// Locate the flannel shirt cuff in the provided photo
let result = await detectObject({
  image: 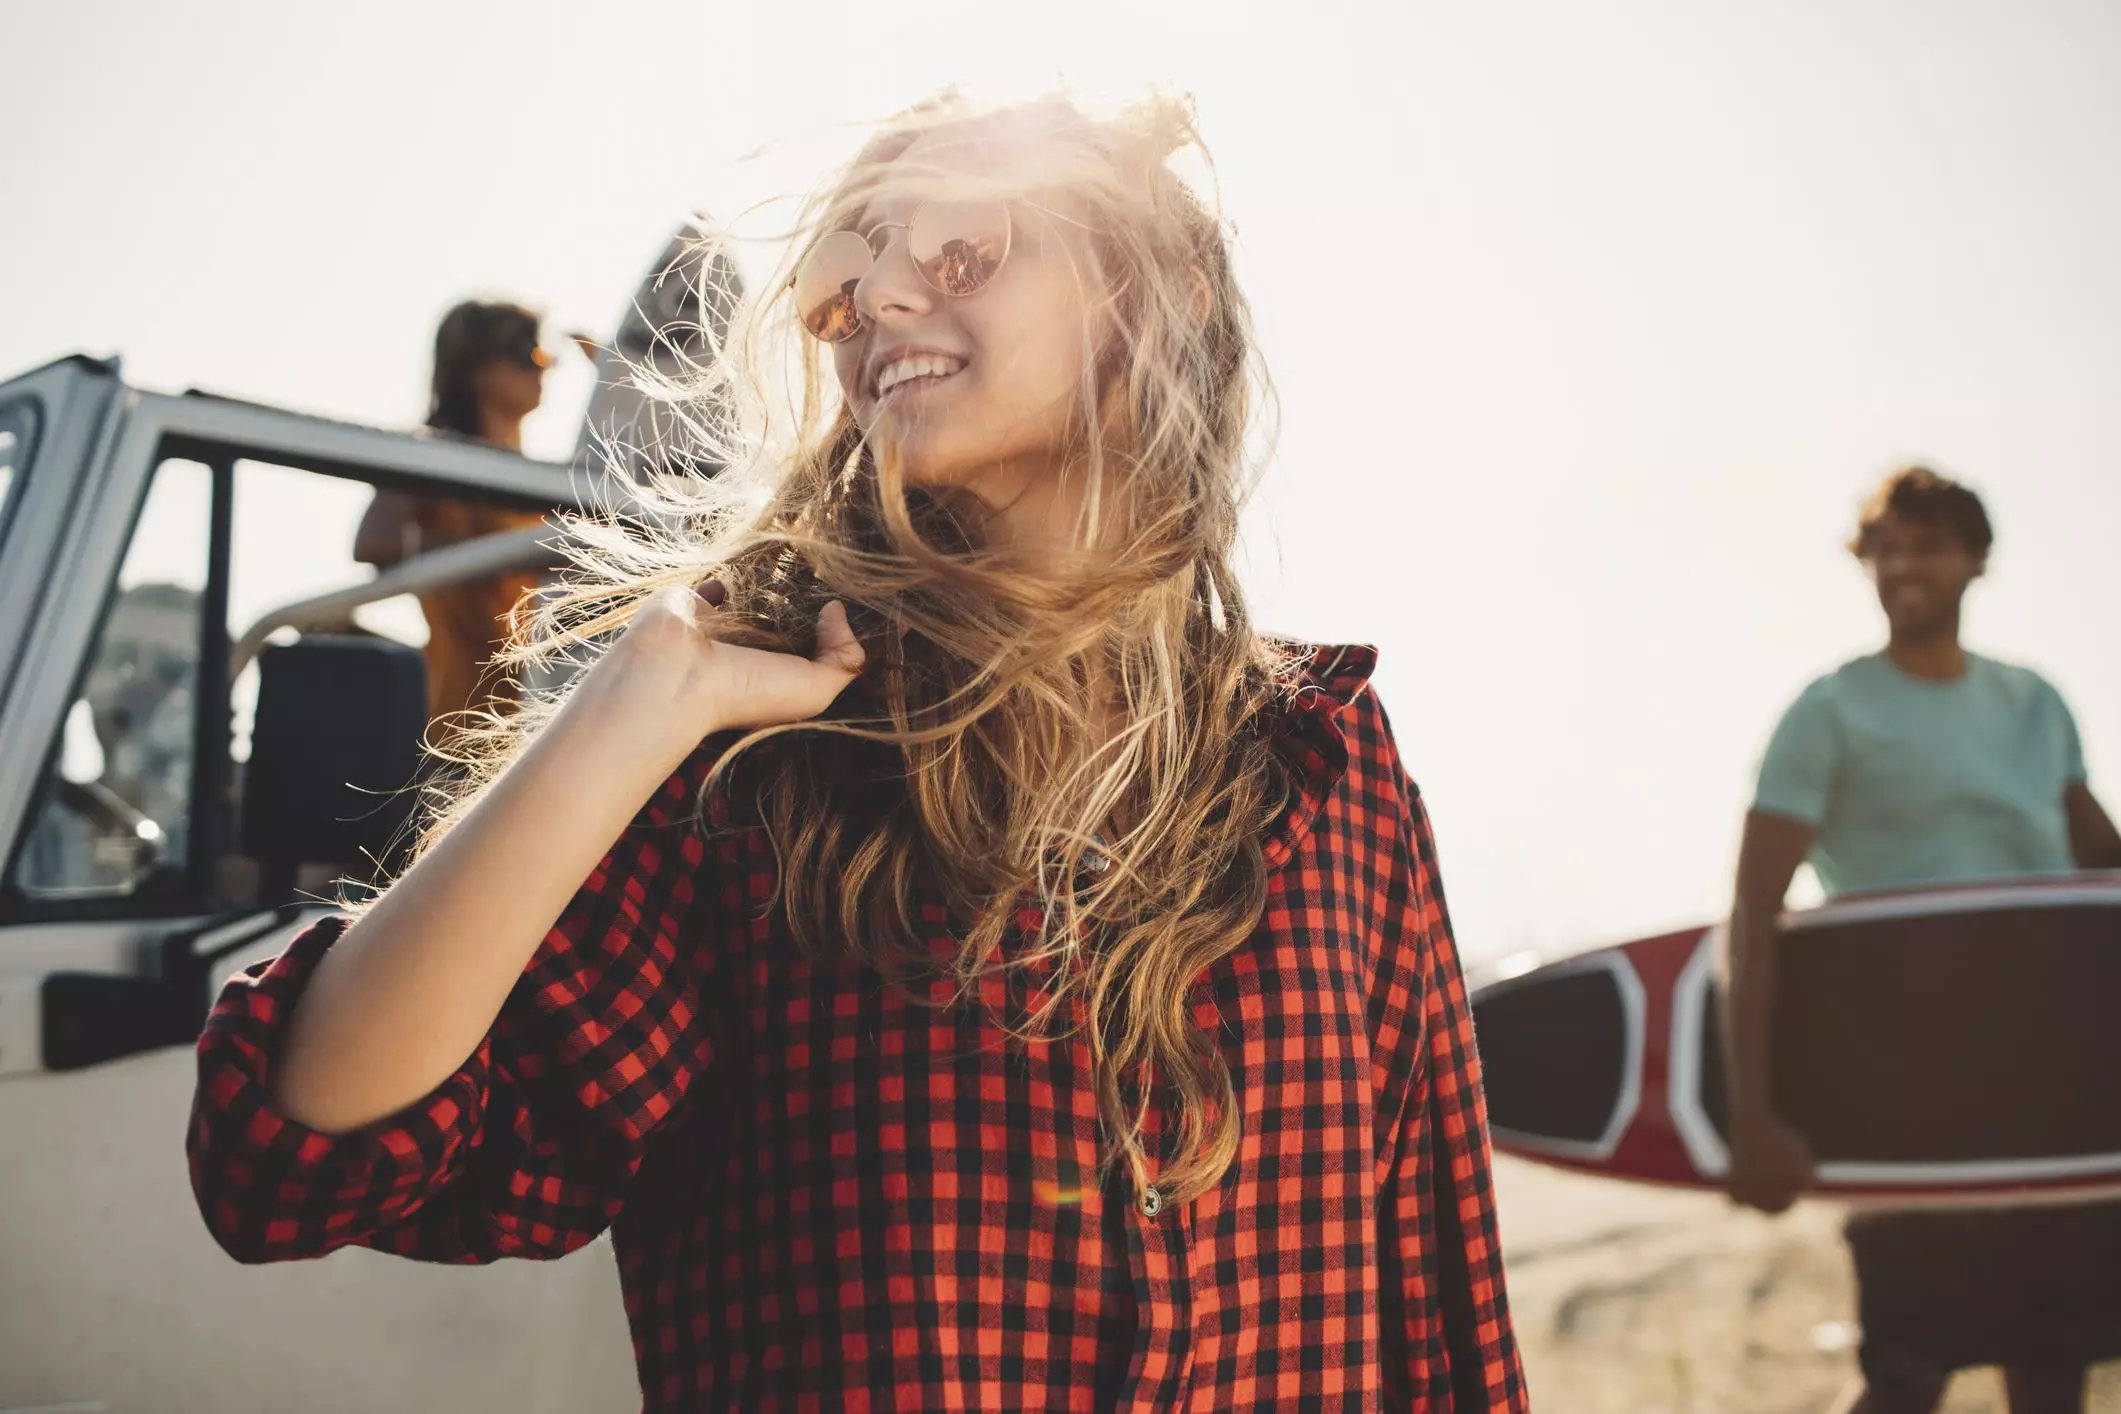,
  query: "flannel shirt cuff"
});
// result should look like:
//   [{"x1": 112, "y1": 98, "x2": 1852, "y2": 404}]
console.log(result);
[{"x1": 188, "y1": 914, "x2": 493, "y2": 1261}]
